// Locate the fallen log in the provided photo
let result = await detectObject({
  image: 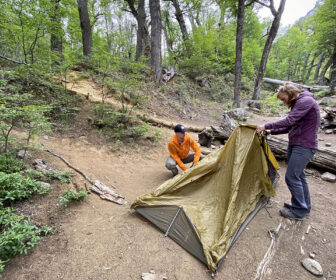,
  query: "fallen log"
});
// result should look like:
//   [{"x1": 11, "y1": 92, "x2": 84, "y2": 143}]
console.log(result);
[
  {"x1": 137, "y1": 114, "x2": 203, "y2": 132},
  {"x1": 200, "y1": 127, "x2": 336, "y2": 173},
  {"x1": 263, "y1": 77, "x2": 329, "y2": 92},
  {"x1": 266, "y1": 136, "x2": 336, "y2": 173}
]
